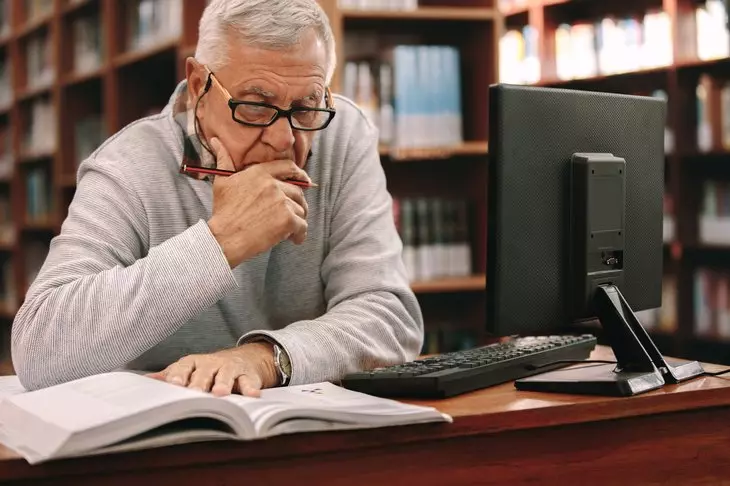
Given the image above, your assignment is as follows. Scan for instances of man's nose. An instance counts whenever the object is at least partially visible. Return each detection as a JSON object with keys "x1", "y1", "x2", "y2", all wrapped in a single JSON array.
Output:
[{"x1": 262, "y1": 116, "x2": 296, "y2": 153}]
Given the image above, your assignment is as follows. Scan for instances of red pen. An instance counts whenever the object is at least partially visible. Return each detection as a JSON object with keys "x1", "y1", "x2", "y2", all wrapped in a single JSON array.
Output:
[{"x1": 181, "y1": 164, "x2": 318, "y2": 188}]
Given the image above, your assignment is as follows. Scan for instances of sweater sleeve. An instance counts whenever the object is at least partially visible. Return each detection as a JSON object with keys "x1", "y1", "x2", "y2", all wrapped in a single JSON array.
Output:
[
  {"x1": 11, "y1": 160, "x2": 238, "y2": 391},
  {"x1": 238, "y1": 115, "x2": 425, "y2": 385}
]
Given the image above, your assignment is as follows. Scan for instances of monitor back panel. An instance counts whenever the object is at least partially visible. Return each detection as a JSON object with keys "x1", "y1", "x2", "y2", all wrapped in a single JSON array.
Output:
[{"x1": 487, "y1": 84, "x2": 665, "y2": 336}]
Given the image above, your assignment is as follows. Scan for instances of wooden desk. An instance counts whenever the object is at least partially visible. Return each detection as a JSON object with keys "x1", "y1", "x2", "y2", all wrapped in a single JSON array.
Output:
[{"x1": 2, "y1": 347, "x2": 730, "y2": 486}]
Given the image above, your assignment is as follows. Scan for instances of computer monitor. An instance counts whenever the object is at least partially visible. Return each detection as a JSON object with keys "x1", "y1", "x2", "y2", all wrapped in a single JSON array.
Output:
[{"x1": 486, "y1": 84, "x2": 705, "y2": 396}]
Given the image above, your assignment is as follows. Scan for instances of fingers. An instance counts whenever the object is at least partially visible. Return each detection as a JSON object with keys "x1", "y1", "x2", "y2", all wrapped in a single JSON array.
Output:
[
  {"x1": 210, "y1": 137, "x2": 236, "y2": 172},
  {"x1": 236, "y1": 375, "x2": 262, "y2": 398},
  {"x1": 279, "y1": 181, "x2": 308, "y2": 219},
  {"x1": 163, "y1": 356, "x2": 196, "y2": 387},
  {"x1": 211, "y1": 363, "x2": 240, "y2": 397},
  {"x1": 287, "y1": 206, "x2": 308, "y2": 245},
  {"x1": 260, "y1": 159, "x2": 312, "y2": 185},
  {"x1": 188, "y1": 366, "x2": 217, "y2": 392}
]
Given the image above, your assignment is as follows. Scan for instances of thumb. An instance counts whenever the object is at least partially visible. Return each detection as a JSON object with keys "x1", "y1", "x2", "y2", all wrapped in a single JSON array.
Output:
[{"x1": 210, "y1": 137, "x2": 235, "y2": 172}]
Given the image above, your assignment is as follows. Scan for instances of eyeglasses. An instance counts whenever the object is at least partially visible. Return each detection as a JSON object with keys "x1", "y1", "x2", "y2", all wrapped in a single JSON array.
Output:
[{"x1": 206, "y1": 69, "x2": 336, "y2": 131}]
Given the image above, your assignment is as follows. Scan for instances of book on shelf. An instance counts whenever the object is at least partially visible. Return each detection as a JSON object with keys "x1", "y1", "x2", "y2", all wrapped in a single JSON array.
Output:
[
  {"x1": 663, "y1": 194, "x2": 675, "y2": 244},
  {"x1": 23, "y1": 97, "x2": 56, "y2": 155},
  {"x1": 75, "y1": 114, "x2": 107, "y2": 169},
  {"x1": 342, "y1": 45, "x2": 463, "y2": 150},
  {"x1": 699, "y1": 181, "x2": 730, "y2": 246},
  {"x1": 24, "y1": 0, "x2": 52, "y2": 22},
  {"x1": 695, "y1": 268, "x2": 730, "y2": 339},
  {"x1": 394, "y1": 197, "x2": 472, "y2": 283},
  {"x1": 0, "y1": 371, "x2": 451, "y2": 465},
  {"x1": 636, "y1": 276, "x2": 678, "y2": 334},
  {"x1": 0, "y1": 1, "x2": 10, "y2": 39},
  {"x1": 337, "y1": 0, "x2": 418, "y2": 10},
  {"x1": 697, "y1": 75, "x2": 714, "y2": 153},
  {"x1": 73, "y1": 13, "x2": 103, "y2": 75},
  {"x1": 500, "y1": 9, "x2": 672, "y2": 84},
  {"x1": 25, "y1": 31, "x2": 54, "y2": 90},
  {"x1": 0, "y1": 55, "x2": 11, "y2": 110},
  {"x1": 126, "y1": 0, "x2": 182, "y2": 52},
  {"x1": 0, "y1": 124, "x2": 12, "y2": 180},
  {"x1": 695, "y1": 0, "x2": 730, "y2": 62}
]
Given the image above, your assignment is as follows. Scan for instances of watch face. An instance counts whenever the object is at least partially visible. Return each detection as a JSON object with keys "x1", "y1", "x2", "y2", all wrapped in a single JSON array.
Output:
[{"x1": 279, "y1": 347, "x2": 292, "y2": 375}]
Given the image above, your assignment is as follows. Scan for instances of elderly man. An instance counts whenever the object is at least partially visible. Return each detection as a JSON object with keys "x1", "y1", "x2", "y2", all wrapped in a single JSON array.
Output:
[{"x1": 11, "y1": 0, "x2": 423, "y2": 396}]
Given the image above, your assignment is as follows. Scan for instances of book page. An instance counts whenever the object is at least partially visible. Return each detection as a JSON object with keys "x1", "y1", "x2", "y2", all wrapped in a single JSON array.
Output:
[
  {"x1": 4, "y1": 372, "x2": 217, "y2": 433},
  {"x1": 0, "y1": 376, "x2": 25, "y2": 401},
  {"x1": 228, "y1": 382, "x2": 451, "y2": 437}
]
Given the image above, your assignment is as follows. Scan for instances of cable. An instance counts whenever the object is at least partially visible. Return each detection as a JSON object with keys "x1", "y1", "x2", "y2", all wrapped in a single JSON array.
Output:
[{"x1": 703, "y1": 369, "x2": 730, "y2": 377}]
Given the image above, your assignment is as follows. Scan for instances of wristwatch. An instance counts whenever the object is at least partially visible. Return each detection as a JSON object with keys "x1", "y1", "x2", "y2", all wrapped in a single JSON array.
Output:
[{"x1": 272, "y1": 343, "x2": 292, "y2": 386}]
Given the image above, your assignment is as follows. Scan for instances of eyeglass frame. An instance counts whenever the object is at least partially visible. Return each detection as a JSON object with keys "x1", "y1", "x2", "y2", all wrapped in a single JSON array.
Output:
[{"x1": 204, "y1": 68, "x2": 337, "y2": 131}]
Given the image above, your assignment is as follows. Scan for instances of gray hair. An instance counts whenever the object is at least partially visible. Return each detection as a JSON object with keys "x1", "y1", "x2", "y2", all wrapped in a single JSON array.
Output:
[{"x1": 195, "y1": 0, "x2": 337, "y2": 85}]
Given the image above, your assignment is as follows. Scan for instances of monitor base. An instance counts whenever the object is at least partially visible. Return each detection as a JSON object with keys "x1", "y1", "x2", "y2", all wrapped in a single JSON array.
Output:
[
  {"x1": 515, "y1": 285, "x2": 705, "y2": 396},
  {"x1": 515, "y1": 363, "x2": 664, "y2": 397}
]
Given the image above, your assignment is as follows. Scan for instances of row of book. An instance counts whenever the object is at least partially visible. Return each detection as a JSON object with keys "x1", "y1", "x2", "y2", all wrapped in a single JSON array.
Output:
[
  {"x1": 0, "y1": 125, "x2": 10, "y2": 180},
  {"x1": 25, "y1": 166, "x2": 51, "y2": 224},
  {"x1": 25, "y1": 0, "x2": 53, "y2": 22},
  {"x1": 696, "y1": 75, "x2": 730, "y2": 154},
  {"x1": 0, "y1": 1, "x2": 9, "y2": 39},
  {"x1": 0, "y1": 193, "x2": 12, "y2": 246},
  {"x1": 0, "y1": 55, "x2": 10, "y2": 110},
  {"x1": 695, "y1": 269, "x2": 730, "y2": 339},
  {"x1": 393, "y1": 197, "x2": 472, "y2": 283},
  {"x1": 338, "y1": 0, "x2": 417, "y2": 8},
  {"x1": 75, "y1": 114, "x2": 107, "y2": 169},
  {"x1": 26, "y1": 30, "x2": 54, "y2": 91},
  {"x1": 636, "y1": 277, "x2": 678, "y2": 334},
  {"x1": 700, "y1": 182, "x2": 730, "y2": 246},
  {"x1": 73, "y1": 13, "x2": 103, "y2": 75},
  {"x1": 127, "y1": 0, "x2": 182, "y2": 52},
  {"x1": 500, "y1": 0, "x2": 729, "y2": 84},
  {"x1": 23, "y1": 98, "x2": 55, "y2": 156},
  {"x1": 342, "y1": 46, "x2": 463, "y2": 149}
]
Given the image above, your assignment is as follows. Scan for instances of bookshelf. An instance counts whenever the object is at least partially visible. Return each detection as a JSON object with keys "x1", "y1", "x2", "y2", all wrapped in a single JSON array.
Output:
[
  {"x1": 498, "y1": 0, "x2": 730, "y2": 364},
  {"x1": 0, "y1": 0, "x2": 499, "y2": 368}
]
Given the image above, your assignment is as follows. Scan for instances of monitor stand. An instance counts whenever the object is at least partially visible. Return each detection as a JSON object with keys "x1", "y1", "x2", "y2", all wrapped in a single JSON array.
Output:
[
  {"x1": 515, "y1": 153, "x2": 704, "y2": 397},
  {"x1": 515, "y1": 285, "x2": 705, "y2": 397}
]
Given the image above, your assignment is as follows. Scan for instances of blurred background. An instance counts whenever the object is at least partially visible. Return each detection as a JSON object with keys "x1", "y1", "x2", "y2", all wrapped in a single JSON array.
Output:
[{"x1": 0, "y1": 0, "x2": 728, "y2": 375}]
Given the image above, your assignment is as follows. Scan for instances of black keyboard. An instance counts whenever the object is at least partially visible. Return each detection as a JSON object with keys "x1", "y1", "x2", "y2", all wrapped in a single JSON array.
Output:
[{"x1": 341, "y1": 334, "x2": 598, "y2": 398}]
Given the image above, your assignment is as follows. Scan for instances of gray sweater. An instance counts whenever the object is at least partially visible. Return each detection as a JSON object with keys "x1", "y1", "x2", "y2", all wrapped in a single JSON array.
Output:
[{"x1": 11, "y1": 81, "x2": 424, "y2": 391}]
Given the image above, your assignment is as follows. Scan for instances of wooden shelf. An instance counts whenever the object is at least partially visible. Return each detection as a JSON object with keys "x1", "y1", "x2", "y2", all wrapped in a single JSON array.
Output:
[
  {"x1": 536, "y1": 65, "x2": 671, "y2": 87},
  {"x1": 342, "y1": 7, "x2": 497, "y2": 22},
  {"x1": 410, "y1": 274, "x2": 486, "y2": 294},
  {"x1": 63, "y1": 65, "x2": 106, "y2": 87},
  {"x1": 15, "y1": 12, "x2": 54, "y2": 40},
  {"x1": 18, "y1": 150, "x2": 55, "y2": 164},
  {"x1": 380, "y1": 141, "x2": 488, "y2": 161},
  {"x1": 22, "y1": 219, "x2": 57, "y2": 232},
  {"x1": 16, "y1": 83, "x2": 53, "y2": 103},
  {"x1": 114, "y1": 39, "x2": 180, "y2": 69},
  {"x1": 63, "y1": 0, "x2": 97, "y2": 15}
]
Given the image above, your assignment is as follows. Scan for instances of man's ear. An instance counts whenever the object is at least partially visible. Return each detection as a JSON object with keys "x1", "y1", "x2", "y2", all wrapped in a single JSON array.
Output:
[{"x1": 186, "y1": 58, "x2": 208, "y2": 99}]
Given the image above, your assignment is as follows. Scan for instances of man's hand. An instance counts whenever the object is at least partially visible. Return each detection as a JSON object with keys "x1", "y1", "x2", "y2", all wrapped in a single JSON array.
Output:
[
  {"x1": 147, "y1": 342, "x2": 280, "y2": 397},
  {"x1": 207, "y1": 137, "x2": 311, "y2": 268}
]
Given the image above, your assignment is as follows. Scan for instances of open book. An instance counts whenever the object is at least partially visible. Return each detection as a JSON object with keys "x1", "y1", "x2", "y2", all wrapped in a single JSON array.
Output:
[{"x1": 0, "y1": 372, "x2": 451, "y2": 464}]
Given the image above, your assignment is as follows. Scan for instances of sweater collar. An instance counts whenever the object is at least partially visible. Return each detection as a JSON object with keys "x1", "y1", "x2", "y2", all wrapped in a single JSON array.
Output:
[{"x1": 170, "y1": 80, "x2": 217, "y2": 181}]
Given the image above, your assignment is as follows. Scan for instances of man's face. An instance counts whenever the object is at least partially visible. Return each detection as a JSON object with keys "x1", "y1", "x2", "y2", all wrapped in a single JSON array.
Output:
[{"x1": 187, "y1": 29, "x2": 328, "y2": 172}]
